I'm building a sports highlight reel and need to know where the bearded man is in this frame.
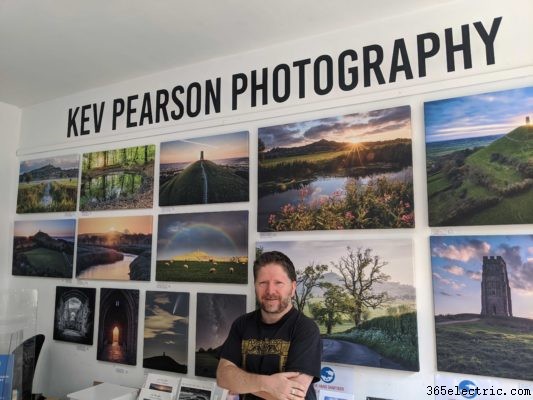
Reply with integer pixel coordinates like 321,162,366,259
217,251,322,400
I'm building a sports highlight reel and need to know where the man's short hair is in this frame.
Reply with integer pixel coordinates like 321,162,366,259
253,251,297,282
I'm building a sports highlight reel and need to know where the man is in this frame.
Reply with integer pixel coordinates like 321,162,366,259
217,251,322,400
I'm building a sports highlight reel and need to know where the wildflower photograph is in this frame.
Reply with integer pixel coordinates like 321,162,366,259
425,86,533,226
257,106,414,231
431,235,533,380
159,131,249,206
257,239,418,371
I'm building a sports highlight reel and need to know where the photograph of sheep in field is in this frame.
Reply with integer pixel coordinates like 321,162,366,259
257,239,419,371
159,131,249,206
156,211,248,284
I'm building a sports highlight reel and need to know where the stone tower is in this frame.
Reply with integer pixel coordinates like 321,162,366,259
480,256,512,317
200,150,204,160
526,116,530,125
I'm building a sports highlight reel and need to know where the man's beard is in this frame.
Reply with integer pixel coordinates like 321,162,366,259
259,295,292,314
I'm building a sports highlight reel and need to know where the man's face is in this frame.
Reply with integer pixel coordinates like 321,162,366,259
255,263,296,318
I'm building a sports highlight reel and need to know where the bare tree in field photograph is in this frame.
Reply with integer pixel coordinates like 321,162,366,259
431,235,533,380
258,106,414,231
425,86,533,226
257,240,418,372
80,145,155,211
159,131,249,206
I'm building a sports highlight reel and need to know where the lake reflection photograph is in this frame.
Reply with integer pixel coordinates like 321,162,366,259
76,216,153,281
80,145,155,211
258,106,414,231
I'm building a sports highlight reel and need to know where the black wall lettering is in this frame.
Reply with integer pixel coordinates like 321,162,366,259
273,64,290,103
112,99,125,130
171,86,184,120
445,24,472,72
363,45,386,87
474,16,502,65
251,68,268,107
293,58,311,98
67,107,79,137
205,78,221,114
417,32,440,77
186,82,201,117
314,55,334,95
389,38,414,82
232,73,247,110
156,89,170,123
126,95,138,128
338,49,358,91
93,102,105,133
80,104,91,135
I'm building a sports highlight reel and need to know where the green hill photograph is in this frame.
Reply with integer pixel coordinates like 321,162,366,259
159,131,249,206
425,86,533,226
431,235,533,381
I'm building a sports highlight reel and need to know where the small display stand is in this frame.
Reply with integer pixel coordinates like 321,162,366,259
0,289,38,400
67,383,138,400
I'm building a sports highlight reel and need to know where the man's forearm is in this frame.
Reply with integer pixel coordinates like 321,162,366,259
216,360,269,394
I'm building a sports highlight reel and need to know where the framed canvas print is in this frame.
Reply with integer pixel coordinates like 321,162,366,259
425,86,533,226
53,286,96,345
13,219,75,278
76,215,152,281
96,288,139,365
257,240,419,372
431,235,533,380
16,155,79,214
79,144,155,211
257,106,414,231
160,131,249,206
195,293,246,378
143,291,189,373
156,211,248,284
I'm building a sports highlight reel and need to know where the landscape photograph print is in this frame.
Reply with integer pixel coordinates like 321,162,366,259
257,240,418,371
195,293,246,378
425,86,533,226
13,219,75,278
257,106,414,231
53,286,96,345
17,154,79,213
159,131,249,206
80,144,155,211
431,235,533,381
143,291,189,374
97,288,139,365
156,211,248,284
76,216,152,281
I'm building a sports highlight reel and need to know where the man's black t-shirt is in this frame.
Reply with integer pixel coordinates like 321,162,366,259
219,307,322,400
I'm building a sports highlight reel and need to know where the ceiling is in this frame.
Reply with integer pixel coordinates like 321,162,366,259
0,0,452,107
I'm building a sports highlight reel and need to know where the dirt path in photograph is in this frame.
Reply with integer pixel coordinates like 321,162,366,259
200,161,208,203
436,318,480,325
322,338,404,369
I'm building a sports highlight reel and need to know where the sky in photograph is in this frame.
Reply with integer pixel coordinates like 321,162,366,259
14,219,76,237
431,235,533,319
425,86,533,143
195,293,246,351
160,131,248,164
77,216,153,234
143,291,189,365
157,211,248,260
258,106,411,151
258,239,414,286
19,154,79,174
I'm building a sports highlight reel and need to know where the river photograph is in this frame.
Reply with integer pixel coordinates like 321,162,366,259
17,155,79,213
76,216,153,281
258,106,414,231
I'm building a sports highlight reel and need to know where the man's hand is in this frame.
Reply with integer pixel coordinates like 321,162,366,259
254,371,307,400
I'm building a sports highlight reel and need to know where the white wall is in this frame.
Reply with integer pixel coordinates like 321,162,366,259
9,0,533,399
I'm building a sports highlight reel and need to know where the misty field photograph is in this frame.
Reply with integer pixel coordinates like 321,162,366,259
156,211,248,284
76,216,152,281
425,86,533,226
257,106,414,231
13,219,75,278
195,293,246,378
159,131,249,206
257,240,418,371
17,155,79,213
80,145,155,211
143,291,189,374
431,235,533,380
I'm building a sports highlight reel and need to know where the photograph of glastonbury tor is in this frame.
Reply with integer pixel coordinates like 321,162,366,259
257,240,419,372
53,286,96,345
425,86,533,226
79,144,155,211
156,211,248,284
143,291,189,373
159,131,249,206
431,235,533,380
76,216,152,281
17,154,79,213
195,293,246,378
13,219,75,278
257,106,414,231
97,288,139,365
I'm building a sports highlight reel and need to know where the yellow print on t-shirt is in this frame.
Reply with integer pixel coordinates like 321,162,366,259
241,339,291,371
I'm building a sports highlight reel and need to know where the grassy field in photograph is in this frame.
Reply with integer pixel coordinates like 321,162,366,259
156,260,247,283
